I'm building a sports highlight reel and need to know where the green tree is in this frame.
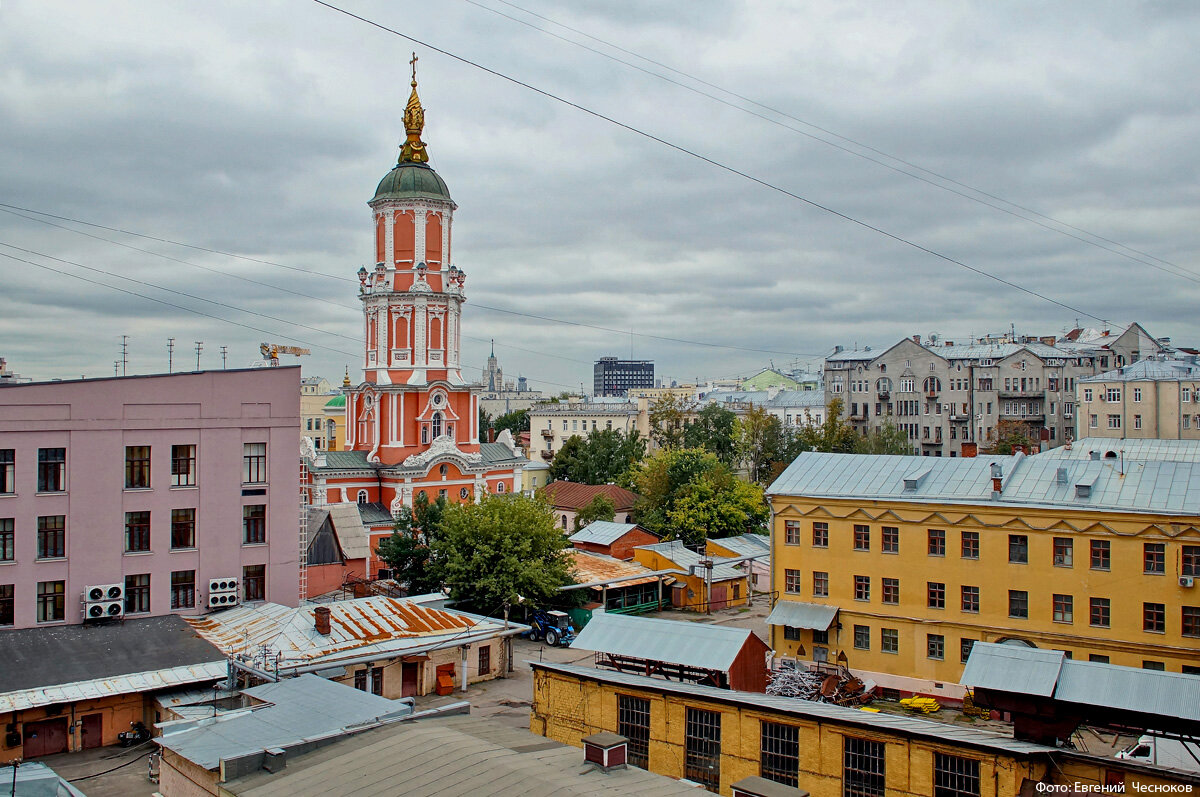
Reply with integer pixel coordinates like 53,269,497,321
789,397,862,455
683,403,737,465
375,492,448,595
629,447,767,546
981,420,1037,455
493,408,530,436
550,429,646,484
478,407,493,438
574,493,616,530
648,393,696,449
434,494,573,613
734,406,787,483
860,419,915,454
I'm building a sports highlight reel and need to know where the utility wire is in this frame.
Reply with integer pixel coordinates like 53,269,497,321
473,0,1200,285
0,201,826,357
310,0,1111,325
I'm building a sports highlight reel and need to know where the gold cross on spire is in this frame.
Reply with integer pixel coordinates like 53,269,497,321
398,52,429,164
409,52,418,87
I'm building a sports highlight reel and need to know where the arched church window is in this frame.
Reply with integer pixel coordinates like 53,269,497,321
459,487,470,500
439,464,448,477
496,482,505,493
432,411,444,438
422,425,429,445
357,490,368,505
446,423,454,439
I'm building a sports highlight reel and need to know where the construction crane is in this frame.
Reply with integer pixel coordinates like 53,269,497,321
259,342,311,366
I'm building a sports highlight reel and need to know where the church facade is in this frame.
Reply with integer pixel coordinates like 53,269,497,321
302,69,526,579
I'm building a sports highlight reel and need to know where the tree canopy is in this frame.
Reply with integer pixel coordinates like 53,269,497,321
549,428,646,484
629,447,768,547
375,492,448,596
734,405,786,483
434,493,573,613
492,408,530,436
684,403,738,465
981,419,1038,455
648,393,696,449
574,493,616,530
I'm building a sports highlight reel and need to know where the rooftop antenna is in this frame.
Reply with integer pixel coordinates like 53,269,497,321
120,335,129,376
113,360,119,377
220,346,228,370
167,338,175,373
195,341,203,371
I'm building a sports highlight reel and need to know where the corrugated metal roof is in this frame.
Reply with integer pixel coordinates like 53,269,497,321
1081,359,1200,383
568,613,757,671
223,713,702,796
187,598,492,665
568,551,661,587
765,600,839,630
960,642,1200,724
708,533,770,558
326,502,371,560
769,449,1200,515
960,643,1064,697
1054,661,1200,722
157,674,407,770
0,660,227,713
535,661,1056,757
357,501,394,525
826,349,879,362
317,450,370,470
1040,438,1200,464
634,540,746,581
539,481,640,510
569,520,641,546
480,441,526,465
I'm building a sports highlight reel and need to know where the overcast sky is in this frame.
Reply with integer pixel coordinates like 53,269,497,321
2,1,1199,390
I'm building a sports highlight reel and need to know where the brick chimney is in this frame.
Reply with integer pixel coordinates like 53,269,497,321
314,606,331,636
488,427,496,443
961,442,978,458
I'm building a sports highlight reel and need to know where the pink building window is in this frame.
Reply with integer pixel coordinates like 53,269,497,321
243,443,267,484
243,564,266,602
172,445,196,486
125,446,151,489
125,511,151,552
36,516,65,559
171,570,195,609
124,574,150,614
171,509,196,549
243,505,266,545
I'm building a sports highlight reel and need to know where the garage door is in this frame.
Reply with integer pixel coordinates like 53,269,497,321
23,717,69,758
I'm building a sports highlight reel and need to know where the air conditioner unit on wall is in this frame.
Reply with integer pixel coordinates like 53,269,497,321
83,584,125,620
208,577,240,609
1181,576,1195,588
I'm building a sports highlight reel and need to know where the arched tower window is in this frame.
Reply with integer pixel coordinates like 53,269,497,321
432,411,443,438
357,490,368,505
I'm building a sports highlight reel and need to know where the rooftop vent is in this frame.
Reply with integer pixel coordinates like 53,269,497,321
1090,451,1101,461
582,732,627,771
1056,467,1069,485
903,467,932,492
1076,483,1092,499
314,606,332,636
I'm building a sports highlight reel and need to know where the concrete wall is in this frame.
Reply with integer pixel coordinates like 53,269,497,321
0,368,300,629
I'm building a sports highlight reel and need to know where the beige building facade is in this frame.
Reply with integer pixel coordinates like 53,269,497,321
1078,358,1200,439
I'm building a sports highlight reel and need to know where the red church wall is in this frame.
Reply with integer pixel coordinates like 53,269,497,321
426,213,443,264
393,210,415,265
375,216,385,264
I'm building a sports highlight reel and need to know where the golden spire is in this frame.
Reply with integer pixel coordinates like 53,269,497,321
398,52,429,164
343,366,351,388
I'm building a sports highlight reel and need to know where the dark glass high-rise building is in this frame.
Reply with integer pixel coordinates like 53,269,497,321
594,357,654,397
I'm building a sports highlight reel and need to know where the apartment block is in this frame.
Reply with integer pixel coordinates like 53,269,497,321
0,368,300,629
1078,358,1200,439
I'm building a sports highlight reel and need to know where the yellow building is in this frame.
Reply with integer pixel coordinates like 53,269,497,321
633,540,749,611
530,661,1197,796
767,450,1200,700
323,393,346,451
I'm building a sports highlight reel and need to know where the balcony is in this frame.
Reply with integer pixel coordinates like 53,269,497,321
999,411,1045,422
849,412,867,422
998,389,1043,399
541,429,555,438
541,450,555,460
949,413,971,422
921,437,943,447
925,390,939,398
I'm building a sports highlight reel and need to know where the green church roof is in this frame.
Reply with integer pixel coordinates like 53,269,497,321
324,395,346,408
372,162,452,203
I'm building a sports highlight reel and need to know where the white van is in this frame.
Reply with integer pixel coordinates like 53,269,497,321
1115,735,1200,774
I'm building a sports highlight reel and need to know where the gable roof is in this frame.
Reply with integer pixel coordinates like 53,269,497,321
634,540,746,582
569,520,654,546
539,481,640,510
567,550,662,587
326,502,371,560
357,501,394,525
568,613,763,672
708,533,770,558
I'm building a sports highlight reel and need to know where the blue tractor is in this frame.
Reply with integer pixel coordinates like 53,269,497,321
527,610,576,647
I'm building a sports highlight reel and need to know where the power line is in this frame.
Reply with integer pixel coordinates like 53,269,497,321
0,201,827,357
470,0,1200,285
310,0,1111,324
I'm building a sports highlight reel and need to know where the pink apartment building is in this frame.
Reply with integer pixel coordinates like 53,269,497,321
0,367,300,630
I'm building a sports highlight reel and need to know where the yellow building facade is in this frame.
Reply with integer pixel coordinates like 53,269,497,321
530,661,1196,796
767,451,1200,699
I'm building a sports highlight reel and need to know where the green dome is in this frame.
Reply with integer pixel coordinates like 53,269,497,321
324,394,346,408
372,162,452,203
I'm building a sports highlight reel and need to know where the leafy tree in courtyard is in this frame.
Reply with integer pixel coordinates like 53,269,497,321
788,398,862,455
574,493,616,530
434,493,573,614
550,428,645,484
375,491,448,596
860,419,915,455
492,408,529,436
629,447,768,547
734,405,786,483
648,393,696,449
478,407,493,438
981,420,1038,455
683,403,737,465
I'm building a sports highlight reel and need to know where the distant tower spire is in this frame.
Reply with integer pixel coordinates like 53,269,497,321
398,52,429,164
343,366,351,388
490,338,495,357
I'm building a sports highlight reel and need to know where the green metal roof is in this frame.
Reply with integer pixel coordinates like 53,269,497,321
324,395,346,408
372,162,452,203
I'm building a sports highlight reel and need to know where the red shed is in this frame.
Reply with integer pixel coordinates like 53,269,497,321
569,521,661,560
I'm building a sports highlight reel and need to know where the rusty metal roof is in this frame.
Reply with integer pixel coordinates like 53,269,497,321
568,550,661,587
187,597,493,664
0,660,227,713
